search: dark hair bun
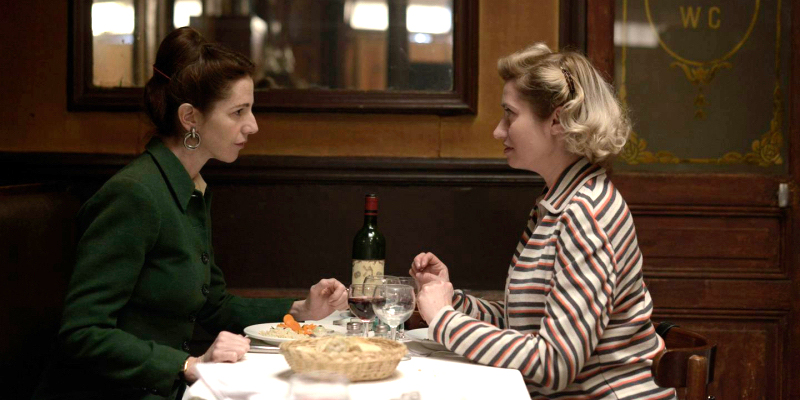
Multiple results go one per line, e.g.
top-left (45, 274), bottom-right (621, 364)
top-left (143, 27), bottom-right (255, 138)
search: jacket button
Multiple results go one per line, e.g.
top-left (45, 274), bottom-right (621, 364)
top-left (182, 341), bottom-right (190, 352)
top-left (201, 284), bottom-right (210, 296)
top-left (201, 252), bottom-right (209, 264)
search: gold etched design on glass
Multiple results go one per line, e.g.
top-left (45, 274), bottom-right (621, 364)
top-left (618, 0), bottom-right (784, 167)
top-left (645, 0), bottom-right (759, 119)
top-left (619, 131), bottom-right (680, 165)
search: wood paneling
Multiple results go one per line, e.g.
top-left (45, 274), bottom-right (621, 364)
top-left (787, 2), bottom-right (800, 398)
top-left (646, 279), bottom-right (792, 310)
top-left (0, 1), bottom-right (796, 399)
top-left (0, 184), bottom-right (82, 399)
top-left (440, 0), bottom-right (559, 159)
top-left (593, 0), bottom-right (800, 396)
top-left (613, 173), bottom-right (785, 207)
top-left (2, 152), bottom-right (797, 399)
top-left (0, 0), bottom-right (558, 156)
top-left (209, 182), bottom-right (540, 290)
top-left (651, 312), bottom-right (788, 400)
top-left (635, 213), bottom-right (784, 278)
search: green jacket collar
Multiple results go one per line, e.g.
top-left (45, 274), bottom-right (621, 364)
top-left (146, 137), bottom-right (195, 213)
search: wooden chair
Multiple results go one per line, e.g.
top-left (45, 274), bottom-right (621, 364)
top-left (652, 322), bottom-right (717, 400)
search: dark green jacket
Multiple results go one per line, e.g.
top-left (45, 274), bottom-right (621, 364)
top-left (34, 138), bottom-right (294, 399)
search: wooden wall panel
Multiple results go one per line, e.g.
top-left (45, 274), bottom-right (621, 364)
top-left (651, 312), bottom-right (788, 400)
top-left (646, 279), bottom-right (792, 311)
top-left (0, 0), bottom-right (559, 157)
top-left (0, 153), bottom-right (545, 293)
top-left (615, 171), bottom-right (795, 399)
top-left (1, 153), bottom-right (796, 399)
top-left (208, 182), bottom-right (539, 290)
top-left (634, 213), bottom-right (784, 278)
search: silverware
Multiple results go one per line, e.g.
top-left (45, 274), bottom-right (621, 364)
top-left (249, 345), bottom-right (280, 354)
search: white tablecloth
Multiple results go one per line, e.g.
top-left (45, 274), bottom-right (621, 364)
top-left (182, 312), bottom-right (529, 400)
top-left (183, 351), bottom-right (529, 400)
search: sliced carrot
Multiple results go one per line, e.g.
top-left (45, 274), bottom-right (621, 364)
top-left (283, 314), bottom-right (302, 332)
top-left (301, 324), bottom-right (317, 335)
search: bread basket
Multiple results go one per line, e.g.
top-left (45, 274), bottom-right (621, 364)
top-left (279, 336), bottom-right (407, 382)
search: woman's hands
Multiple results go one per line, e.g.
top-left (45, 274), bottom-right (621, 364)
top-left (410, 252), bottom-right (454, 324)
top-left (183, 278), bottom-right (347, 383)
top-left (410, 252), bottom-right (450, 287)
top-left (290, 278), bottom-right (348, 321)
top-left (183, 331), bottom-right (250, 383)
top-left (417, 280), bottom-right (455, 324)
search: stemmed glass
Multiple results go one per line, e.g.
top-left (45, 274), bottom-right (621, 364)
top-left (364, 275), bottom-right (412, 336)
top-left (348, 283), bottom-right (379, 337)
top-left (394, 277), bottom-right (419, 293)
top-left (364, 275), bottom-right (398, 285)
top-left (391, 277), bottom-right (418, 339)
top-left (372, 284), bottom-right (416, 341)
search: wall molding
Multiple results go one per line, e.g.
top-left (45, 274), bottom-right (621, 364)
top-left (0, 153), bottom-right (543, 187)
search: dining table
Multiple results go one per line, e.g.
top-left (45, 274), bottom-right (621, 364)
top-left (182, 312), bottom-right (530, 400)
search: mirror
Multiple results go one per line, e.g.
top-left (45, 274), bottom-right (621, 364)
top-left (70, 0), bottom-right (478, 113)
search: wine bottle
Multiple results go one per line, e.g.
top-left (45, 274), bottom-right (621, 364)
top-left (351, 194), bottom-right (386, 284)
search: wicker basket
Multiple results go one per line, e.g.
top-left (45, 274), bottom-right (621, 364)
top-left (279, 337), bottom-right (407, 382)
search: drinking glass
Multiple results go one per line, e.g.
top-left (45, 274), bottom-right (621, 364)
top-left (364, 275), bottom-right (398, 285)
top-left (362, 276), bottom-right (398, 333)
top-left (347, 283), bottom-right (379, 337)
top-left (372, 284), bottom-right (416, 341)
top-left (391, 277), bottom-right (418, 339)
top-left (286, 371), bottom-right (350, 400)
top-left (394, 277), bottom-right (419, 293)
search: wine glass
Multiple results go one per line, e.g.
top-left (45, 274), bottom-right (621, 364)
top-left (348, 283), bottom-right (379, 337)
top-left (394, 277), bottom-right (419, 293)
top-left (391, 277), bottom-right (418, 339)
top-left (364, 274), bottom-right (398, 285)
top-left (372, 284), bottom-right (416, 341)
top-left (363, 276), bottom-right (400, 333)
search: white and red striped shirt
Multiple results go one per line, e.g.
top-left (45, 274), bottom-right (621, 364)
top-left (428, 158), bottom-right (676, 399)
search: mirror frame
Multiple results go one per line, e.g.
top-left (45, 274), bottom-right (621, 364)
top-left (68, 0), bottom-right (478, 114)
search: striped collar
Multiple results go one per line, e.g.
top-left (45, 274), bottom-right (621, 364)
top-left (145, 137), bottom-right (196, 213)
top-left (538, 158), bottom-right (605, 214)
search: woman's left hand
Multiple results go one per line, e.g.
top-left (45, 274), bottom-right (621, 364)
top-left (417, 280), bottom-right (455, 324)
top-left (290, 278), bottom-right (348, 321)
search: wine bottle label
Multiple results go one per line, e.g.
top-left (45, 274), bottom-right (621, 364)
top-left (351, 259), bottom-right (385, 284)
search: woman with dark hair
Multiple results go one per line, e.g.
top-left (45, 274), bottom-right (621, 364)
top-left (33, 27), bottom-right (348, 400)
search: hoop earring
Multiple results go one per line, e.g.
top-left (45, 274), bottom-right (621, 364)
top-left (183, 127), bottom-right (201, 150)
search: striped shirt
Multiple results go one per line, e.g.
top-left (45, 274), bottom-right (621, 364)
top-left (428, 158), bottom-right (676, 400)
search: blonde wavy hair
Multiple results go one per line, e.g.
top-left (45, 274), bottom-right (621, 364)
top-left (497, 43), bottom-right (630, 163)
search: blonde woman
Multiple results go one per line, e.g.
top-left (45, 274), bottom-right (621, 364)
top-left (412, 43), bottom-right (676, 399)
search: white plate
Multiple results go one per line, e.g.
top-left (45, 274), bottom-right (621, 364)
top-left (243, 322), bottom-right (345, 346)
top-left (405, 328), bottom-right (447, 351)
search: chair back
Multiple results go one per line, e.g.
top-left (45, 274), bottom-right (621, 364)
top-left (652, 322), bottom-right (717, 400)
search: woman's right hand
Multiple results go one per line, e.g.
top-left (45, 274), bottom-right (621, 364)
top-left (183, 331), bottom-right (250, 383)
top-left (410, 252), bottom-right (450, 288)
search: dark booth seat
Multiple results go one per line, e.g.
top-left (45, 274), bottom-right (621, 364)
top-left (0, 183), bottom-right (81, 399)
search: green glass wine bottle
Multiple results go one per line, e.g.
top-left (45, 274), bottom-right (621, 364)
top-left (351, 194), bottom-right (386, 284)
